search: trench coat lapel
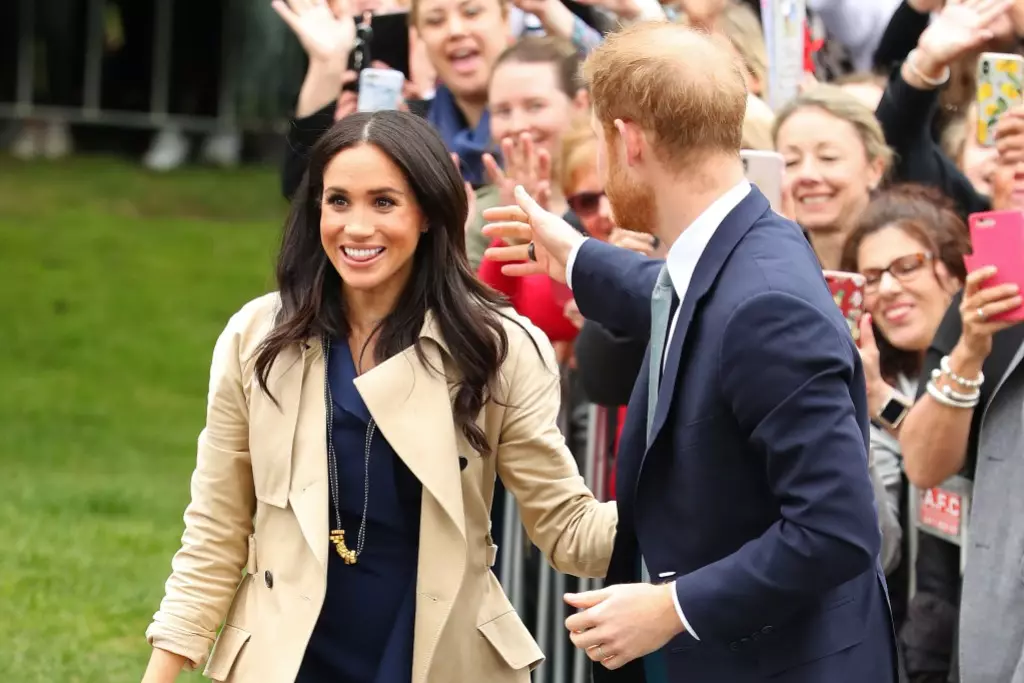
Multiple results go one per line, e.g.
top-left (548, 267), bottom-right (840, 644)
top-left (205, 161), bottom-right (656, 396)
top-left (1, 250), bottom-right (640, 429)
top-left (353, 313), bottom-right (468, 683)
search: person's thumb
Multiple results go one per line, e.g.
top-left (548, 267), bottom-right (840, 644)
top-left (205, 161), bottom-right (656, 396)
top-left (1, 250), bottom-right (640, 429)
top-left (563, 589), bottom-right (609, 609)
top-left (514, 184), bottom-right (545, 219)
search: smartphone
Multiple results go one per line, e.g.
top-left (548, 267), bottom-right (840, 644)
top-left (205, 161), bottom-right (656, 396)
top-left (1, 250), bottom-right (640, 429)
top-left (762, 0), bottom-right (806, 110)
top-left (976, 52), bottom-right (1024, 146)
top-left (343, 11), bottom-right (411, 93)
top-left (741, 150), bottom-right (784, 211)
top-left (357, 68), bottom-right (405, 112)
top-left (965, 210), bottom-right (1024, 322)
top-left (823, 270), bottom-right (867, 345)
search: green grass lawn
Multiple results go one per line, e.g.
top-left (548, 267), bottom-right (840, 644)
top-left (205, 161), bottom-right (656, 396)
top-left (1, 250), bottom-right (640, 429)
top-left (0, 156), bottom-right (286, 681)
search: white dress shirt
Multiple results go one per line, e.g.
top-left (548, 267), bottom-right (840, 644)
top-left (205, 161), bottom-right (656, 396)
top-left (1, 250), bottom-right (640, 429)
top-left (564, 180), bottom-right (752, 639)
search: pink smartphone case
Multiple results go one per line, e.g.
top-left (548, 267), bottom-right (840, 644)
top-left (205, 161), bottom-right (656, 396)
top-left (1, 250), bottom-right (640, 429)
top-left (966, 210), bottom-right (1024, 322)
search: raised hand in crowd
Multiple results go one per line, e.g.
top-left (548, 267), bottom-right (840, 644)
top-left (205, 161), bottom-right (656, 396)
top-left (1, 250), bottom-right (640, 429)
top-left (560, 0), bottom-right (666, 21)
top-left (273, 0), bottom-right (356, 65)
top-left (608, 227), bottom-right (665, 258)
top-left (274, 0), bottom-right (358, 117)
top-left (905, 0), bottom-right (1015, 88)
top-left (906, 0), bottom-right (944, 13)
top-left (483, 134), bottom-right (553, 210)
top-left (857, 313), bottom-right (893, 422)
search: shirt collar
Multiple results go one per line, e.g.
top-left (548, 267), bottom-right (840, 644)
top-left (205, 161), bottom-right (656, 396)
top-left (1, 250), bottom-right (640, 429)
top-left (664, 180), bottom-right (751, 300)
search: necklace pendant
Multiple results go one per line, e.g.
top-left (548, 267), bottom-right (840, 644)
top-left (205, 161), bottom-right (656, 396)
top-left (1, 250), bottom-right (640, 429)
top-left (330, 529), bottom-right (358, 565)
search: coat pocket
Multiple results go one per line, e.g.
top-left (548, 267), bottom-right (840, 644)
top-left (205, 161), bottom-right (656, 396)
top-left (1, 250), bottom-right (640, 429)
top-left (204, 624), bottom-right (252, 681)
top-left (477, 610), bottom-right (545, 671)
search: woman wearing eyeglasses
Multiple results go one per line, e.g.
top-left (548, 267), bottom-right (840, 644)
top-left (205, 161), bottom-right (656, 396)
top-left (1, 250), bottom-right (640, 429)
top-left (835, 185), bottom-right (970, 638)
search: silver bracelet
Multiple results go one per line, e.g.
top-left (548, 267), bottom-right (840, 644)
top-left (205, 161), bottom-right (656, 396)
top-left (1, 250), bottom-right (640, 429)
top-left (938, 355), bottom-right (984, 389)
top-left (926, 379), bottom-right (979, 409)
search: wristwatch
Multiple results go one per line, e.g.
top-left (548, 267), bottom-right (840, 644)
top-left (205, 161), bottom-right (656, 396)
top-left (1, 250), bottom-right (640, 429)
top-left (875, 390), bottom-right (912, 430)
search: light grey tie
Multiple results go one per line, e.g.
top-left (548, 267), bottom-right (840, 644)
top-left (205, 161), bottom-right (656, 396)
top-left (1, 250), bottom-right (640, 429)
top-left (641, 265), bottom-right (674, 585)
top-left (647, 265), bottom-right (675, 446)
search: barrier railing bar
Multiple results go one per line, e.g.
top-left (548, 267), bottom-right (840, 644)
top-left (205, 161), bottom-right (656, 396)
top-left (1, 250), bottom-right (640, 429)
top-left (499, 486), bottom-right (517, 588)
top-left (907, 483), bottom-right (918, 600)
top-left (0, 104), bottom-right (287, 134)
top-left (510, 511), bottom-right (525, 615)
top-left (216, 0), bottom-right (239, 129)
top-left (551, 569), bottom-right (568, 683)
top-left (15, 0), bottom-right (34, 114)
top-left (534, 561), bottom-right (553, 683)
top-left (83, 0), bottom-right (105, 117)
top-left (150, 0), bottom-right (174, 123)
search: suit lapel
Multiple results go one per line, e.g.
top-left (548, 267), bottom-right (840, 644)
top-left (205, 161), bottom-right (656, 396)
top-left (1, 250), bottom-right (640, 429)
top-left (352, 313), bottom-right (467, 683)
top-left (641, 189), bottom-right (770, 478)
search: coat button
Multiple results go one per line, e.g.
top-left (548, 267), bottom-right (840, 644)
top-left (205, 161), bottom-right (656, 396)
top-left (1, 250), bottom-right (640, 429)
top-left (264, 570), bottom-right (274, 588)
top-left (729, 642), bottom-right (740, 651)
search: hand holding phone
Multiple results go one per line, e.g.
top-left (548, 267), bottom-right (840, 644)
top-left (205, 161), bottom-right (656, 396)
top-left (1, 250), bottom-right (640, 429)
top-left (823, 270), bottom-right (867, 345)
top-left (965, 210), bottom-right (1024, 322)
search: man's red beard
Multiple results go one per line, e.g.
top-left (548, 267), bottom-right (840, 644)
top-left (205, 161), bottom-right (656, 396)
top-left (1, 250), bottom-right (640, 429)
top-left (606, 150), bottom-right (657, 236)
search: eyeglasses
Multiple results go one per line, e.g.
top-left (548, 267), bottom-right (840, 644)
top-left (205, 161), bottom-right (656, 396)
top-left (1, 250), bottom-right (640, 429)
top-left (861, 253), bottom-right (933, 292)
top-left (567, 191), bottom-right (606, 218)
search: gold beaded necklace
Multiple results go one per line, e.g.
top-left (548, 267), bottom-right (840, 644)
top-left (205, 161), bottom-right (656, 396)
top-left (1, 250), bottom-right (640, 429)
top-left (322, 334), bottom-right (374, 565)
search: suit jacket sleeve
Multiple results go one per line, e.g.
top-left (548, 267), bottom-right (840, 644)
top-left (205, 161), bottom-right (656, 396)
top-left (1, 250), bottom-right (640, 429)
top-left (672, 291), bottom-right (880, 642)
top-left (574, 321), bottom-right (646, 407)
top-left (495, 320), bottom-right (617, 578)
top-left (146, 308), bottom-right (258, 669)
top-left (571, 239), bottom-right (663, 337)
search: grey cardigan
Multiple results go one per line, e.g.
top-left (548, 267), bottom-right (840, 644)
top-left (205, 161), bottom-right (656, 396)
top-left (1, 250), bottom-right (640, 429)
top-left (869, 374), bottom-right (916, 575)
top-left (958, 340), bottom-right (1024, 683)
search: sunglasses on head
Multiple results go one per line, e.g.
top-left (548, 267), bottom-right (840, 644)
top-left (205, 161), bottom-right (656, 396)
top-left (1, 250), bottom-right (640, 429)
top-left (567, 191), bottom-right (605, 217)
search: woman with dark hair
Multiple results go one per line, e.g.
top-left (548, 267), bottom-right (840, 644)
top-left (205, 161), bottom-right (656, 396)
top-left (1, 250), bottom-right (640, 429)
top-left (838, 183), bottom-right (970, 656)
top-left (141, 110), bottom-right (616, 683)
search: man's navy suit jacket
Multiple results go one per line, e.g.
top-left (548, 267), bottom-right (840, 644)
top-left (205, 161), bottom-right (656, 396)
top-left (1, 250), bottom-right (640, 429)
top-left (572, 188), bottom-right (899, 683)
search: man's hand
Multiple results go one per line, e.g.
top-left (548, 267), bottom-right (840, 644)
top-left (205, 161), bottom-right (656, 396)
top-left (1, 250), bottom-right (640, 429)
top-left (563, 583), bottom-right (685, 670)
top-left (482, 186), bottom-right (586, 283)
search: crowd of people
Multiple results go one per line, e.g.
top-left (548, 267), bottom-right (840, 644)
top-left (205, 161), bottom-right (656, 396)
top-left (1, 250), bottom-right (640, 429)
top-left (10, 0), bottom-right (1024, 681)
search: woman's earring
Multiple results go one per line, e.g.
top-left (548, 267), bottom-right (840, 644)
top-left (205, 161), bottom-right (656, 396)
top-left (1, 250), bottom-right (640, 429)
top-left (421, 223), bottom-right (429, 233)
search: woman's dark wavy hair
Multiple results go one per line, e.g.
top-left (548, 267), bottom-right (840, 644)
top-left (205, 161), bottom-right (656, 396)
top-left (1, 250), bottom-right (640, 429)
top-left (254, 110), bottom-right (520, 456)
top-left (840, 184), bottom-right (971, 382)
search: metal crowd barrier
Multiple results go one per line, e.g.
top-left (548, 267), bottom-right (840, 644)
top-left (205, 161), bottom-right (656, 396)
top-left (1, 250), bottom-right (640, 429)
top-left (0, 0), bottom-right (245, 133)
top-left (497, 396), bottom-right (615, 683)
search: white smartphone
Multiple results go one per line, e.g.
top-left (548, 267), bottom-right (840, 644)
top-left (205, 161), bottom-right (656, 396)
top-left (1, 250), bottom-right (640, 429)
top-left (357, 68), bottom-right (405, 113)
top-left (740, 150), bottom-right (784, 211)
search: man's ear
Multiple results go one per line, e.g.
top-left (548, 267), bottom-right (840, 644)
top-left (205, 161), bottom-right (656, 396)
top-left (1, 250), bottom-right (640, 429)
top-left (615, 119), bottom-right (646, 167)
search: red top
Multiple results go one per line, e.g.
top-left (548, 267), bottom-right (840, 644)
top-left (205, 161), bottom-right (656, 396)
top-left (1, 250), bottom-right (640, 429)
top-left (477, 238), bottom-right (580, 343)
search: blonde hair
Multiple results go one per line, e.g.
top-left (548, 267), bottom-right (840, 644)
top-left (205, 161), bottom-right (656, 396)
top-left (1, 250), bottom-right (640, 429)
top-left (773, 85), bottom-right (894, 174)
top-left (583, 21), bottom-right (748, 171)
top-left (716, 1), bottom-right (767, 97)
top-left (559, 118), bottom-right (599, 195)
top-left (743, 94), bottom-right (775, 150)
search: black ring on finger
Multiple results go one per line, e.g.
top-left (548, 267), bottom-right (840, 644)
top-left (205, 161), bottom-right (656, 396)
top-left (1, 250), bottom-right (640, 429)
top-left (528, 242), bottom-right (536, 262)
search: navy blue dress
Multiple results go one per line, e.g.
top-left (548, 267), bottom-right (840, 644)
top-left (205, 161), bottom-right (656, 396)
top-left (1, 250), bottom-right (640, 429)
top-left (296, 341), bottom-right (422, 683)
